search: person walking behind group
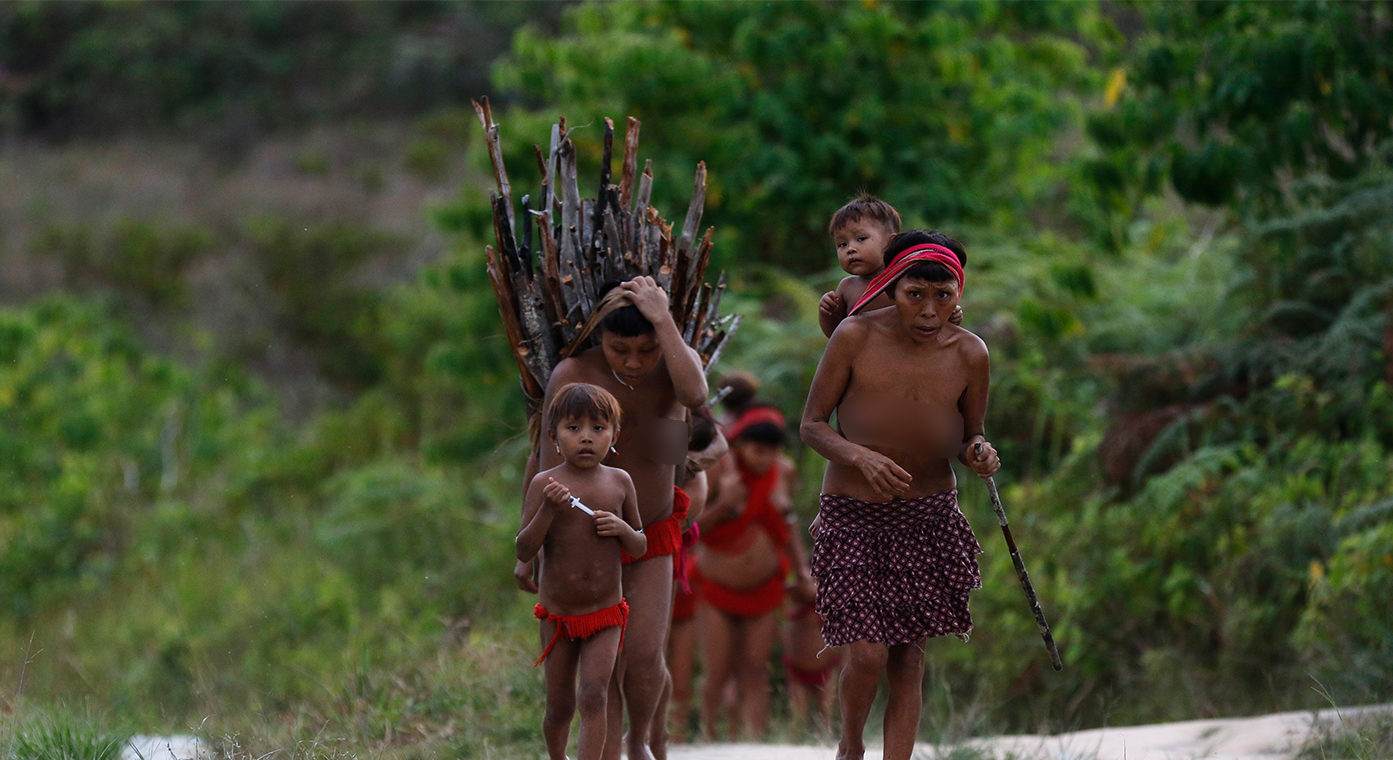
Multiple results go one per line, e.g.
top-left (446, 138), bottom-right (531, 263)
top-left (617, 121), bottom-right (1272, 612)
top-left (695, 404), bottom-right (815, 740)
top-left (660, 404), bottom-right (723, 746)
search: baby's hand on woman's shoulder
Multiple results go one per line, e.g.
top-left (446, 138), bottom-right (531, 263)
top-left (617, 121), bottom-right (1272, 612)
top-left (950, 305), bottom-right (964, 326)
top-left (542, 477), bottom-right (571, 508)
top-left (818, 291), bottom-right (845, 317)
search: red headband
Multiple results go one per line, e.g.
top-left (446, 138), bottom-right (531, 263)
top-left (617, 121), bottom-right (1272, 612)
top-left (725, 406), bottom-right (785, 441)
top-left (847, 243), bottom-right (964, 316)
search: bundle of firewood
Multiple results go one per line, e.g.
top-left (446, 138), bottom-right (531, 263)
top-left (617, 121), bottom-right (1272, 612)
top-left (473, 97), bottom-right (739, 415)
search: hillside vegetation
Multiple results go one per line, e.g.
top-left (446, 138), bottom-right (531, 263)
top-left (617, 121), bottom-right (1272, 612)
top-left (2, 2), bottom-right (1390, 757)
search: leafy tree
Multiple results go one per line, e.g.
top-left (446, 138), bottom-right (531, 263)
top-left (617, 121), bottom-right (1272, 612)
top-left (1094, 2), bottom-right (1393, 453)
top-left (492, 0), bottom-right (1118, 272)
top-left (0, 298), bottom-right (281, 617)
top-left (1128, 1), bottom-right (1393, 213)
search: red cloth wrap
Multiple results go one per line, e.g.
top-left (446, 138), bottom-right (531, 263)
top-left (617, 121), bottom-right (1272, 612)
top-left (533, 599), bottom-right (629, 667)
top-left (622, 485), bottom-right (688, 564)
top-left (848, 243), bottom-right (964, 316)
top-left (783, 601), bottom-right (840, 685)
top-left (784, 654), bottom-right (838, 687)
top-left (672, 575), bottom-right (699, 622)
top-left (701, 459), bottom-right (790, 552)
top-left (696, 565), bottom-right (787, 617)
top-left (696, 458), bottom-right (790, 617)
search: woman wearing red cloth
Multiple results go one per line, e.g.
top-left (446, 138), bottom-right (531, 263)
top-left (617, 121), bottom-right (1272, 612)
top-left (695, 404), bottom-right (816, 740)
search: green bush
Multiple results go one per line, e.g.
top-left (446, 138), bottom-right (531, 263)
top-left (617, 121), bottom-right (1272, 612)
top-left (0, 703), bottom-right (127, 760)
top-left (36, 219), bottom-right (213, 306)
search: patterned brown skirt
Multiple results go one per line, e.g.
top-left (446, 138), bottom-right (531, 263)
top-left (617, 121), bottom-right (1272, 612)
top-left (812, 490), bottom-right (982, 647)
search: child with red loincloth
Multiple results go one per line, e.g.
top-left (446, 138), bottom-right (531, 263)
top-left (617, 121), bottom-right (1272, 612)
top-left (695, 404), bottom-right (815, 740)
top-left (517, 277), bottom-right (709, 760)
top-left (517, 383), bottom-right (647, 760)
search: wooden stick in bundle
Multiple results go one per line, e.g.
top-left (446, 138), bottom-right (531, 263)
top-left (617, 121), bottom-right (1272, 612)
top-left (672, 162), bottom-right (707, 320)
top-left (668, 239), bottom-right (691, 325)
top-left (601, 205), bottom-right (627, 286)
top-left (473, 99), bottom-right (515, 246)
top-left (684, 227), bottom-right (715, 332)
top-left (536, 210), bottom-right (567, 330)
top-left (485, 246), bottom-right (544, 407)
top-left (654, 215), bottom-right (674, 291)
top-left (687, 283), bottom-right (712, 346)
top-left (703, 314), bottom-right (740, 370)
top-left (476, 109), bottom-right (739, 415)
top-left (634, 162), bottom-right (654, 269)
top-left (594, 119), bottom-right (615, 255)
top-left (620, 117), bottom-right (640, 211)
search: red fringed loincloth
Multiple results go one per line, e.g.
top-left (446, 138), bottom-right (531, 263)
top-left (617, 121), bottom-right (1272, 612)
top-left (811, 490), bottom-right (982, 647)
top-left (532, 599), bottom-right (629, 667)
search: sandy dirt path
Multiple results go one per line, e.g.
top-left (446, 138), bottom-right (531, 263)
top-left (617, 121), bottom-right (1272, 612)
top-left (666, 704), bottom-right (1389, 760)
top-left (121, 704), bottom-right (1387, 760)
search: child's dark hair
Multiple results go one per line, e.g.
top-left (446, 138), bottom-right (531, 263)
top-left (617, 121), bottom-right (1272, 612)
top-left (882, 229), bottom-right (967, 284)
top-left (716, 371), bottom-right (759, 416)
top-left (829, 194), bottom-right (902, 235)
top-left (545, 382), bottom-right (623, 436)
top-left (729, 404), bottom-right (786, 446)
top-left (598, 280), bottom-right (655, 337)
top-left (688, 405), bottom-right (718, 452)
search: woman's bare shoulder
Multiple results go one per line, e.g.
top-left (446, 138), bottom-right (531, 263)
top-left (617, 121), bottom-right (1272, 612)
top-left (829, 311), bottom-right (875, 344)
top-left (552, 351), bottom-right (605, 384)
top-left (948, 324), bottom-right (990, 361)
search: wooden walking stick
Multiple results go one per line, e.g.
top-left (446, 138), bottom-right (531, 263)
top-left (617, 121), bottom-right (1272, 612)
top-left (975, 443), bottom-right (1064, 671)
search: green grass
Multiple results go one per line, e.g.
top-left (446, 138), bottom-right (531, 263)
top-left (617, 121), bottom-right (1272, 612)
top-left (0, 701), bottom-right (127, 760)
top-left (1296, 707), bottom-right (1393, 760)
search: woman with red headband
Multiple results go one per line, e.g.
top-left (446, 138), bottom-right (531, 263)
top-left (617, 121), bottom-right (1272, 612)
top-left (801, 229), bottom-right (1001, 760)
top-left (694, 403), bottom-right (815, 740)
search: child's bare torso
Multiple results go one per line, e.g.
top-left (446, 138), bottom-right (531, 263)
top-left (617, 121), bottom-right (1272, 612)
top-left (536, 464), bottom-right (629, 614)
top-left (824, 313), bottom-right (981, 501)
top-left (542, 350), bottom-right (688, 525)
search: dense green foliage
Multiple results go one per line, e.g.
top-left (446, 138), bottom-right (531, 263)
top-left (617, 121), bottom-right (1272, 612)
top-left (0, 0), bottom-right (566, 140)
top-left (492, 0), bottom-right (1114, 272)
top-left (2, 1), bottom-right (1391, 756)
